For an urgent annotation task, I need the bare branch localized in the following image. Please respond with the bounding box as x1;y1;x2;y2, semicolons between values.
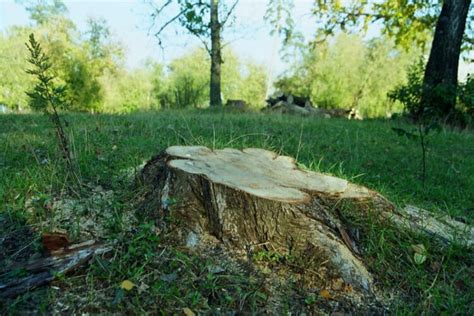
151;0;210;52
154;0;173;17
147;0;172;33
220;0;239;27
188;30;211;54
221;24;266;49
154;8;189;39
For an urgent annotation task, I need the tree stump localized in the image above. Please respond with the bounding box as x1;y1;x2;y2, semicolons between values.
140;146;472;306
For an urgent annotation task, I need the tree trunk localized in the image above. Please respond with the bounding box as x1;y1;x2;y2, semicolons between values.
210;0;222;108
422;0;471;117
140;146;473;309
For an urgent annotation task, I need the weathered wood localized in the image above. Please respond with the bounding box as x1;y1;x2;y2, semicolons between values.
267;93;312;109
141;146;472;305
386;205;473;247
265;92;362;119
270;100;313;115
0;241;110;299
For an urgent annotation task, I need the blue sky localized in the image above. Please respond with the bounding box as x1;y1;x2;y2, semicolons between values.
1;0;472;79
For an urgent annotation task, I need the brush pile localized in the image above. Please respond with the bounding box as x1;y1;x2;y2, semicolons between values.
264;92;362;119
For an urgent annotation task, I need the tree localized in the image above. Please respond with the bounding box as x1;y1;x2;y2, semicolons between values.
422;0;471;118
16;0;68;25
100;66;162;113
298;0;473;119
1;1;69;111
165;48;210;108
4;0;124;113
150;0;239;108
220;49;268;107
37;16;120;112
157;47;267;109
275;34;418;118
0;26;34;110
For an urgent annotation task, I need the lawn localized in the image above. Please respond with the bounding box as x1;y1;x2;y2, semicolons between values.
1;110;473;314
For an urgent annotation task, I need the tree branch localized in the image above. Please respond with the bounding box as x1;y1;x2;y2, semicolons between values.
188;28;211;54
154;8;189;39
151;1;210;51
154;0;173;17
220;0;239;27
221;24;266;49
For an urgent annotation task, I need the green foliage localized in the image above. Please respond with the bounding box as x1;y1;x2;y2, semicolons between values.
159;48;268;109
161;48;210;108
25;33;67;112
25;33;75;176
0;5;123;112
176;0;211;37
2;1;266;113
459;75;474;117
1;24;265;113
264;0;302;48
85;17;111;59
388;59;451;186
276;34;418;118
390;59;473;124
311;0;441;49
237;62;267;108
0;27;35;110
101;63;163;113
19;0;68;25
40;17;122;112
221;50;268;108
388;58;426;119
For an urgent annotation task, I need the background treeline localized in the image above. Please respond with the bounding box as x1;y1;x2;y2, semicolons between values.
0;2;471;118
0;7;268;113
275;34;422;118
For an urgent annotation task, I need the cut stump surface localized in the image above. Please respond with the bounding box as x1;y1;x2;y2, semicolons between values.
166;146;370;202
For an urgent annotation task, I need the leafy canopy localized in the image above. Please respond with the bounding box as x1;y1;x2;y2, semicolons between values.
312;0;440;48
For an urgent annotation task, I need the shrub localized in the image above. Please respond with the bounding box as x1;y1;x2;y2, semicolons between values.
459;75;474;116
390;59;473;126
388;58;425;119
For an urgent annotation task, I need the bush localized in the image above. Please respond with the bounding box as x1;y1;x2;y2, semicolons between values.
388;58;425;119
390;59;473;125
459;75;474;116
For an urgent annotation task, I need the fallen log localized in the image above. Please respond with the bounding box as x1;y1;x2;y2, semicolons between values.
0;240;110;299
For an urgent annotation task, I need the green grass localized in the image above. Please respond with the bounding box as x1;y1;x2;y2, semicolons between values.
0;110;473;314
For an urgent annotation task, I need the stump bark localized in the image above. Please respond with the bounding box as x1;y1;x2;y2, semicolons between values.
140;146;472;303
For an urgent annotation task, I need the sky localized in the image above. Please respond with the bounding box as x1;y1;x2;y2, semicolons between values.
0;0;318;76
0;0;472;80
